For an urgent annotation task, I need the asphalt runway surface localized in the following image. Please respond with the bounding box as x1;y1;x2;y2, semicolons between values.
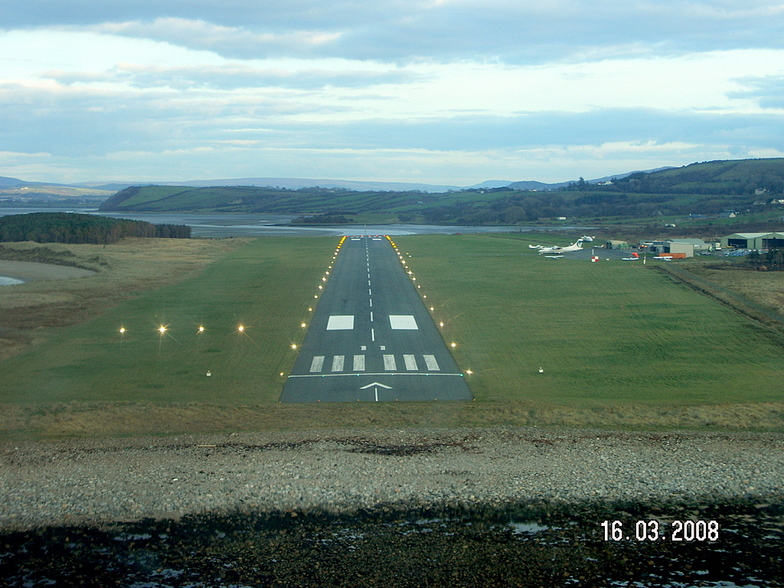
280;235;472;403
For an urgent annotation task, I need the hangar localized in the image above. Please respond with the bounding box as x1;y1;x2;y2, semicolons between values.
721;232;784;250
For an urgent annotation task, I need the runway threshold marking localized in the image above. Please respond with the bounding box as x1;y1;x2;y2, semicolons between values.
331;355;345;372
403;354;418;370
383;354;396;370
288;372;465;379
310;356;325;373
423;355;440;371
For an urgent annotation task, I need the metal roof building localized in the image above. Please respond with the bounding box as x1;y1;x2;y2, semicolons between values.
721;232;784;250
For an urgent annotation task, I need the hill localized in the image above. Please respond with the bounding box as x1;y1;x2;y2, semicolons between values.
99;185;452;216
603;158;784;195
0;213;190;244
95;159;784;229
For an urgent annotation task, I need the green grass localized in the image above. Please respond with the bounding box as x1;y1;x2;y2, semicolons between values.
3;232;784;437
0;237;334;404
397;233;784;406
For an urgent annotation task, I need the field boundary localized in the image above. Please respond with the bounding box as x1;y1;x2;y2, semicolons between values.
653;264;784;332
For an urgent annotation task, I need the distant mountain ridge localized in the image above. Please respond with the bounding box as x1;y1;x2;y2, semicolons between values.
78;177;462;193
6;158;784;209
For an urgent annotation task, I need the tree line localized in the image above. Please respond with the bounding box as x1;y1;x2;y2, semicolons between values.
0;213;190;244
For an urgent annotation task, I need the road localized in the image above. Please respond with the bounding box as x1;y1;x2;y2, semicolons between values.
280;235;472;403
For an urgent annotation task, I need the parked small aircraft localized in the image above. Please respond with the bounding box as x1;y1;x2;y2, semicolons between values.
531;239;585;255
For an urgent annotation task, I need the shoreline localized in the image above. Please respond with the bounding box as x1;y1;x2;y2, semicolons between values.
2;427;782;532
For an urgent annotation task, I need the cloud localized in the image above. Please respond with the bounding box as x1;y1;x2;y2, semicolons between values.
6;1;784;63
3;2;784;184
730;75;784;109
89;18;344;60
43;62;422;91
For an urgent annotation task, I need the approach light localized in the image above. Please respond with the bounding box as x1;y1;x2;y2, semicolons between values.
238;325;245;333
301;322;307;328
198;326;205;333
119;327;126;334
321;277;327;281
308;307;313;312
158;325;167;335
318;285;323;290
451;342;457;348
439;321;444;327
290;343;297;350
430;306;434;311
466;369;473;375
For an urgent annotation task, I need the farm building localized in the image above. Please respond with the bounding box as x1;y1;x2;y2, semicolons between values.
721;232;784;250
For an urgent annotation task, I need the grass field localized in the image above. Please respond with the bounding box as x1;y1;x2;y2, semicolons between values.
2;233;784;438
0;237;333;405
397;233;784;405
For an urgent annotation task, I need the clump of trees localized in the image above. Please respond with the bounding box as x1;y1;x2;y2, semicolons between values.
291;214;355;225
0;212;190;244
749;249;784;271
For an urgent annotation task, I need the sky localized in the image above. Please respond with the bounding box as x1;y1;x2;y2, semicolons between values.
2;1;784;186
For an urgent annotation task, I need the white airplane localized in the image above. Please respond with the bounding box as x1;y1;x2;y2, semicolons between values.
533;239;585;255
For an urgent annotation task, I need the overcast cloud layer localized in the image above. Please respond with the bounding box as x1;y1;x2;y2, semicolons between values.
2;0;784;184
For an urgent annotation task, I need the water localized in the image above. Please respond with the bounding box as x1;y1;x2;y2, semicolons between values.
0;207;589;238
0;276;24;286
1;499;781;587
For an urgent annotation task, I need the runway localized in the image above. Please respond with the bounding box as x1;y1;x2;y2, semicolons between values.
280;235;472;403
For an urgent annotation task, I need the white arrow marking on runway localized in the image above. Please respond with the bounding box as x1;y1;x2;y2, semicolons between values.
360;381;392;401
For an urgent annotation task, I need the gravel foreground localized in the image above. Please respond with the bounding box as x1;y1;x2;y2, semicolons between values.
2;427;783;531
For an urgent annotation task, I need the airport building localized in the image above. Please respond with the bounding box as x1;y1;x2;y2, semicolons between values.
721;232;784;250
639;238;710;257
